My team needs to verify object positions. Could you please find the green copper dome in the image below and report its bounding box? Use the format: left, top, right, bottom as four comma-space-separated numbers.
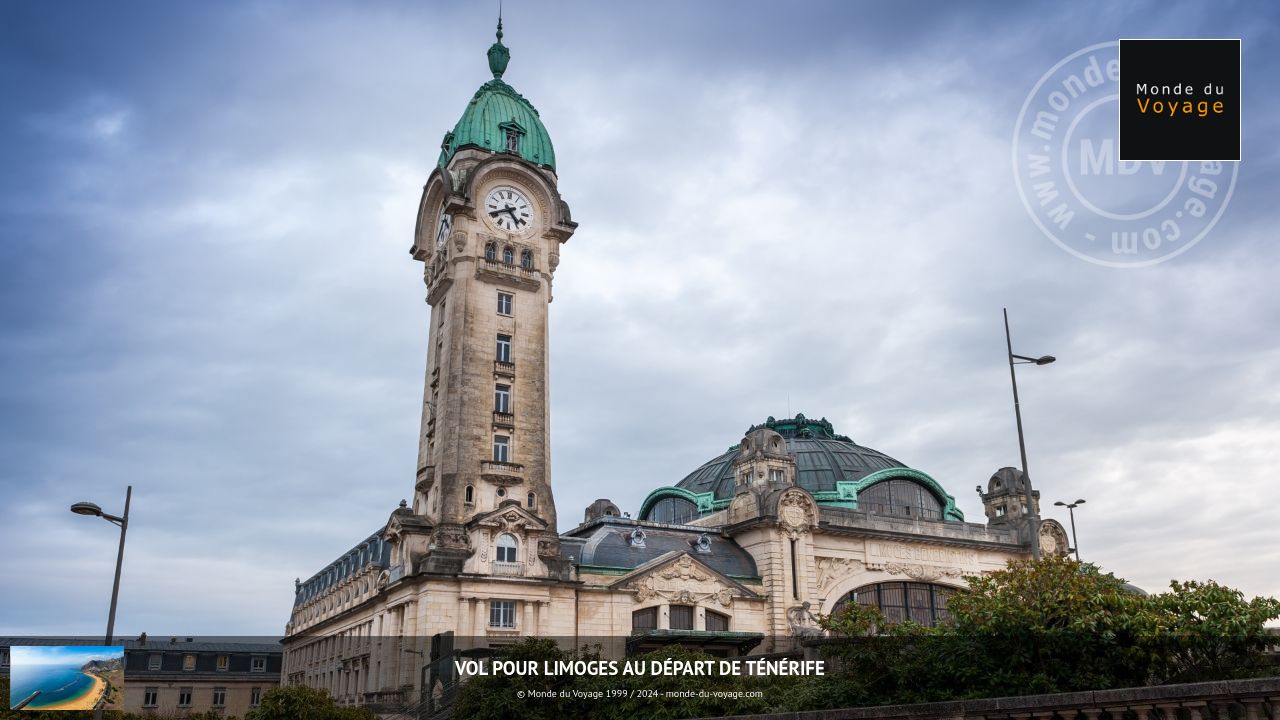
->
436, 21, 556, 170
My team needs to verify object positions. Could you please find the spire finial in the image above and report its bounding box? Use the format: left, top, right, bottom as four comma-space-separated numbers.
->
487, 11, 510, 79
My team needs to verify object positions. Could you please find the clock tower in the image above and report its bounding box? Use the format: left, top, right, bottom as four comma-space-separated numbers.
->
408, 20, 577, 578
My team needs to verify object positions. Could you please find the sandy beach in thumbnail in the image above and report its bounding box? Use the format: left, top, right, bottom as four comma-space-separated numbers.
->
33, 672, 105, 711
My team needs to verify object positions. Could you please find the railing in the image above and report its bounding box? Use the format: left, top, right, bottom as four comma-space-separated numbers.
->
492, 412, 514, 427
480, 460, 524, 477
494, 360, 515, 377
477, 258, 541, 289
491, 561, 525, 577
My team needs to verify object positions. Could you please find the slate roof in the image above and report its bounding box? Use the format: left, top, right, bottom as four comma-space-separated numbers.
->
294, 529, 390, 606
568, 517, 759, 579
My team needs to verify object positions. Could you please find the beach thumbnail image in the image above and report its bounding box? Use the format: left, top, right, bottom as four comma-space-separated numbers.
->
8, 646, 124, 711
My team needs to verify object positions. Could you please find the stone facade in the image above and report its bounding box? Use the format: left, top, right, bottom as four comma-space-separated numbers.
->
279, 26, 1075, 712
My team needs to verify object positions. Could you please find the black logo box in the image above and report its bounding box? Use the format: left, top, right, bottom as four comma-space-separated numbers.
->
1119, 39, 1241, 161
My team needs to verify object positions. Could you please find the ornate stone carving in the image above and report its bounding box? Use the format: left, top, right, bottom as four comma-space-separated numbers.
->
787, 602, 822, 638
882, 562, 964, 582
779, 491, 814, 537
816, 557, 866, 592
659, 555, 710, 582
1039, 519, 1071, 557
622, 555, 737, 608
450, 229, 466, 252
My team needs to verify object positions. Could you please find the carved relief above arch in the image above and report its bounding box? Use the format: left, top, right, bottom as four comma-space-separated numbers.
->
818, 566, 970, 616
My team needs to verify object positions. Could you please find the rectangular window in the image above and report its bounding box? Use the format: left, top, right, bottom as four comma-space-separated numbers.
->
493, 435, 510, 463
143, 688, 158, 707
769, 469, 785, 483
705, 611, 729, 632
182, 654, 196, 671
148, 654, 161, 671
251, 656, 267, 673
178, 688, 193, 707
489, 600, 516, 628
669, 605, 694, 630
494, 384, 511, 414
250, 687, 262, 707
212, 687, 226, 706
496, 334, 511, 363
497, 292, 513, 316
631, 607, 657, 631
216, 654, 229, 671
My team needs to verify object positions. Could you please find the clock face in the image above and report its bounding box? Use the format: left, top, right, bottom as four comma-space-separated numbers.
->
484, 186, 533, 233
434, 212, 452, 249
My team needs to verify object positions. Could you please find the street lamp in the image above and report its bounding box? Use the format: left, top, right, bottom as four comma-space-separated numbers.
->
1054, 498, 1086, 561
1004, 308, 1055, 560
70, 486, 131, 720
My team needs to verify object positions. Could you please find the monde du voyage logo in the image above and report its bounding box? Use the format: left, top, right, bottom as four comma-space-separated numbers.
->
1013, 40, 1241, 268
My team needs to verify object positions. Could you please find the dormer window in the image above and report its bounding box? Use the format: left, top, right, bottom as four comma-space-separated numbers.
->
500, 121, 526, 154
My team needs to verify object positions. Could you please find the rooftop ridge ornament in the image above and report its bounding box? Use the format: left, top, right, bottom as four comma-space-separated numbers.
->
487, 16, 510, 79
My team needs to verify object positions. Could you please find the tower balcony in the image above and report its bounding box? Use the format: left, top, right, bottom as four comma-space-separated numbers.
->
480, 460, 524, 484
477, 258, 541, 291
492, 411, 515, 428
494, 360, 515, 378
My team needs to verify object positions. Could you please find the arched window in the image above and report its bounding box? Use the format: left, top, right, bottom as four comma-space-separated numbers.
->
520, 250, 533, 269
464, 485, 474, 504
632, 607, 657, 631
502, 246, 514, 264
496, 533, 518, 563
484, 242, 497, 261
646, 496, 698, 524
526, 492, 536, 509
858, 479, 944, 520
840, 581, 956, 626
705, 610, 729, 632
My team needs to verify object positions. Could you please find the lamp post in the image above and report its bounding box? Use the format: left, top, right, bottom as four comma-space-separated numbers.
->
71, 485, 131, 720
1004, 308, 1055, 560
1054, 498, 1086, 561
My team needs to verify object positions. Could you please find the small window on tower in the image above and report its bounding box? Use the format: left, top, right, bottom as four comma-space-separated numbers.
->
497, 292, 513, 316
502, 246, 514, 264
495, 384, 511, 414
520, 250, 533, 269
484, 242, 497, 261
505, 128, 521, 153
493, 435, 510, 463
465, 485, 474, 504
496, 334, 512, 363
527, 492, 536, 509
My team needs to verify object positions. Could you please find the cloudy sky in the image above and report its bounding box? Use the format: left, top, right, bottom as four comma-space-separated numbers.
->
2, 0, 1278, 636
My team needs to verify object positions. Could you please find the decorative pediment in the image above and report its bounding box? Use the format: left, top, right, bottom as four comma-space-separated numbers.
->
609, 552, 759, 608
467, 502, 548, 534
